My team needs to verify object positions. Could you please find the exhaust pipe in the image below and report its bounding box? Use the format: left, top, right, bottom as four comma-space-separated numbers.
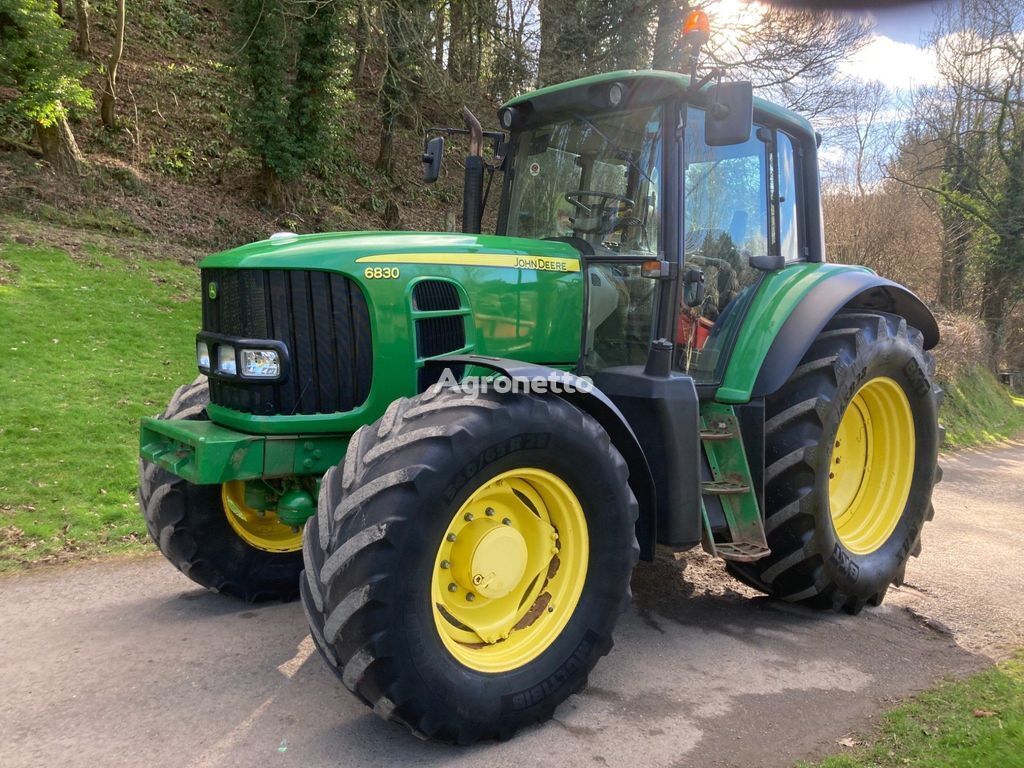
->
461, 107, 484, 234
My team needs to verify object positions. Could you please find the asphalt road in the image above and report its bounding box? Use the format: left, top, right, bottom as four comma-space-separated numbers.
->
2, 440, 1022, 768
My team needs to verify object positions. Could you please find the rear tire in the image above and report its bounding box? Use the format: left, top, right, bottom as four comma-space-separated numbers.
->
302, 386, 639, 743
727, 311, 942, 613
138, 377, 303, 601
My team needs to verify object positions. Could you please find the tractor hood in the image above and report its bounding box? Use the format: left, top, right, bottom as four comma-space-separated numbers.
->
200, 231, 584, 273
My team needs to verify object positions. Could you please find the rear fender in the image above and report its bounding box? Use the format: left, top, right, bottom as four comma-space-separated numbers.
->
716, 264, 939, 403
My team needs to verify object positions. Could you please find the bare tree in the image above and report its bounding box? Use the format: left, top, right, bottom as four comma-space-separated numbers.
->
833, 79, 890, 197
890, 0, 1024, 349
100, 0, 126, 128
73, 0, 90, 55
710, 7, 872, 119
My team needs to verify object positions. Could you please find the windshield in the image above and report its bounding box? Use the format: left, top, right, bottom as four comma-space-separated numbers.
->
503, 106, 664, 256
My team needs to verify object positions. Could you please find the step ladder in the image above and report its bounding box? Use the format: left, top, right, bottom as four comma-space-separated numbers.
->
699, 403, 770, 563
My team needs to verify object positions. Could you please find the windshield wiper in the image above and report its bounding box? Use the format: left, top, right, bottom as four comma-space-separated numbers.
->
576, 115, 657, 186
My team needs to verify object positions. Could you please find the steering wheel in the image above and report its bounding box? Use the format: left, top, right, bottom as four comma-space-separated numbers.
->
564, 191, 636, 235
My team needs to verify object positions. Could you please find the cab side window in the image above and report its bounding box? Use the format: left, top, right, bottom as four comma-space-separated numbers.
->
777, 132, 802, 262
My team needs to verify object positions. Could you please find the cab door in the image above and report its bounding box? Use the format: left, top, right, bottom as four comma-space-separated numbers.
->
676, 107, 805, 386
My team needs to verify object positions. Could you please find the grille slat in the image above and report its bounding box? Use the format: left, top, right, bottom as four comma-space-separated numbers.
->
415, 315, 466, 358
329, 274, 355, 411
413, 280, 461, 311
201, 268, 372, 416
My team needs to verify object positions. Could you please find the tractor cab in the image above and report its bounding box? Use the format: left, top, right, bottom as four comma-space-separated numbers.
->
485, 68, 819, 390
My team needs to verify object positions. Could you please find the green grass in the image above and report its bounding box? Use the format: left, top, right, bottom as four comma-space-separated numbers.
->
940, 366, 1024, 449
802, 652, 1024, 767
0, 241, 199, 569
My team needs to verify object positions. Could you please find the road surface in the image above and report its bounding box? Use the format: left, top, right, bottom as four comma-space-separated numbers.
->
2, 440, 1022, 768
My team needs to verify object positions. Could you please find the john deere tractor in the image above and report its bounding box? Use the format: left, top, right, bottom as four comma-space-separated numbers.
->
139, 13, 941, 745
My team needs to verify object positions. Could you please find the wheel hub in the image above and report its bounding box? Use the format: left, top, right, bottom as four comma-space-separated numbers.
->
431, 468, 589, 672
828, 376, 915, 555
451, 521, 529, 599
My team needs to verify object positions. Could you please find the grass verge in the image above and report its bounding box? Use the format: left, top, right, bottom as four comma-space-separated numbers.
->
940, 366, 1024, 449
802, 651, 1024, 767
0, 240, 198, 570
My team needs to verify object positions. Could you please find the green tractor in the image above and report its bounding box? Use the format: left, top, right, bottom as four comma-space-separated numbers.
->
138, 18, 942, 746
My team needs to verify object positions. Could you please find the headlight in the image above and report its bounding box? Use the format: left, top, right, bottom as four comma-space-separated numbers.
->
196, 341, 210, 370
241, 349, 281, 378
217, 345, 237, 375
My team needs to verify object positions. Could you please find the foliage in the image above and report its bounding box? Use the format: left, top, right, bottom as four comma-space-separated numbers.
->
228, 0, 349, 186
893, 0, 1024, 365
801, 651, 1024, 767
0, 0, 93, 127
0, 238, 198, 569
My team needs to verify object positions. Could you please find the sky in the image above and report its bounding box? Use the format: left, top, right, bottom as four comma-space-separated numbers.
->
711, 0, 948, 93
844, 1, 946, 92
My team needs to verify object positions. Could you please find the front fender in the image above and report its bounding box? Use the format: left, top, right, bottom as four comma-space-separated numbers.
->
435, 355, 658, 561
716, 264, 938, 403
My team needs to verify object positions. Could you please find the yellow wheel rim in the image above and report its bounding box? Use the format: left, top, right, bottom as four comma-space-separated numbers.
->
828, 376, 915, 555
431, 468, 589, 673
222, 481, 303, 553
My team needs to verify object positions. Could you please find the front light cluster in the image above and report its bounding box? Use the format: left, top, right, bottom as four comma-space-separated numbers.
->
197, 340, 281, 379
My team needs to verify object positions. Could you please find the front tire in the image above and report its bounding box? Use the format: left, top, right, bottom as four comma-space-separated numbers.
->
138, 377, 303, 601
727, 311, 942, 613
302, 386, 639, 743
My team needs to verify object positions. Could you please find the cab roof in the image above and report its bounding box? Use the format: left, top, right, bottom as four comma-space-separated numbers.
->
502, 69, 815, 141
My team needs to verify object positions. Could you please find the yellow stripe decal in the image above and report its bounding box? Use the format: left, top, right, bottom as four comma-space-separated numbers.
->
356, 252, 580, 273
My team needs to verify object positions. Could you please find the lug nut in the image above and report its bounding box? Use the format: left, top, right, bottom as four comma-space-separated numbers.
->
485, 507, 495, 516
447, 533, 457, 542
464, 512, 474, 521
502, 518, 512, 526
440, 560, 450, 569
466, 593, 475, 602
448, 583, 458, 592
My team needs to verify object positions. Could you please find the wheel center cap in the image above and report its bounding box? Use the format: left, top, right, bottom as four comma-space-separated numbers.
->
451, 521, 528, 599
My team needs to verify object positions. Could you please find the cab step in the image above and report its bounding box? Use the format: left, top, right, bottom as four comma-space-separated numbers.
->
701, 481, 750, 495
699, 430, 733, 442
711, 541, 772, 562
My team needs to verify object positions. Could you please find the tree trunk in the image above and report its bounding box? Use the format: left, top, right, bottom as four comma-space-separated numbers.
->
261, 161, 285, 209
433, 1, 445, 66
35, 118, 85, 175
101, 0, 127, 128
537, 0, 561, 86
73, 0, 91, 55
55, 0, 65, 17
353, 0, 369, 86
448, 0, 463, 81
652, 0, 689, 69
376, 125, 395, 174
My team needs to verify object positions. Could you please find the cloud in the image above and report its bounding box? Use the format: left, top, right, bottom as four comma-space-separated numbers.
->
841, 34, 941, 92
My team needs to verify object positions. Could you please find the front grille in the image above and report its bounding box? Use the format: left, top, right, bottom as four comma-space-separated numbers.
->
201, 268, 372, 415
413, 280, 461, 311
415, 315, 466, 359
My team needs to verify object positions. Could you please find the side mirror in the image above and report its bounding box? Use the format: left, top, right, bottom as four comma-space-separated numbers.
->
422, 136, 445, 183
705, 81, 754, 147
683, 268, 706, 308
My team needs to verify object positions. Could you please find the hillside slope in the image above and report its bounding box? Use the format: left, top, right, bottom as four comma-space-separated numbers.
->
0, 0, 486, 257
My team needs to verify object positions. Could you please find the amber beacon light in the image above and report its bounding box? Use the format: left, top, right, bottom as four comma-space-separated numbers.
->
684, 8, 711, 37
